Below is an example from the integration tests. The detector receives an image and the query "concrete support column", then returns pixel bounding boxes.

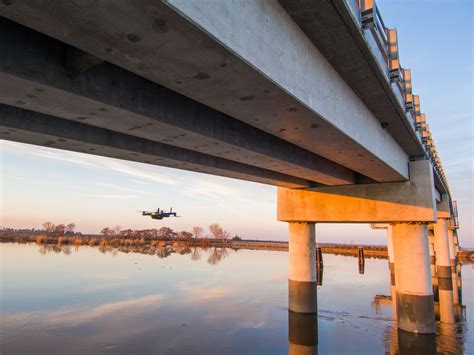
[288,222,317,314]
[434,218,455,324]
[428,234,438,298]
[392,223,435,334]
[386,226,398,320]
[447,228,459,305]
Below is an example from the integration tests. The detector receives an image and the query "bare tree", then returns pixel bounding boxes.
[114,225,121,235]
[66,223,76,233]
[158,227,175,239]
[100,227,112,236]
[192,226,204,239]
[42,221,55,235]
[54,224,66,236]
[209,224,230,240]
[178,231,193,239]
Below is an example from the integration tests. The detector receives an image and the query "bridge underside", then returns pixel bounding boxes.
[0,0,412,187]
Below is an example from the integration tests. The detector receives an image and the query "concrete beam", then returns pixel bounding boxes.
[277,160,437,223]
[0,18,356,186]
[64,47,104,77]
[0,0,409,182]
[279,0,425,158]
[0,104,311,188]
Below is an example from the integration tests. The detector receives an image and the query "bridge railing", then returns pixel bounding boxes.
[346,0,449,193]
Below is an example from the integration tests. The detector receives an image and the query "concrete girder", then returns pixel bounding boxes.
[277,160,437,223]
[0,0,409,182]
[0,18,357,186]
[279,0,425,158]
[0,104,312,188]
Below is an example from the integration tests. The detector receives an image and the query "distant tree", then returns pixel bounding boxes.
[232,235,242,241]
[119,229,134,237]
[100,227,112,236]
[158,227,175,239]
[42,221,55,235]
[192,226,204,239]
[209,224,230,240]
[178,231,193,239]
[66,223,76,233]
[54,224,66,236]
[114,225,121,235]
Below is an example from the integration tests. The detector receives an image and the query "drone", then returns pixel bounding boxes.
[139,207,180,220]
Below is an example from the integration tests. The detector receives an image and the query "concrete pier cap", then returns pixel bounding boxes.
[278,160,437,224]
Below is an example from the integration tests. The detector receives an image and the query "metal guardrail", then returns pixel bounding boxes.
[348,0,450,197]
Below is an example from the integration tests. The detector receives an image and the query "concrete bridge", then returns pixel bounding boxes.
[0,0,461,338]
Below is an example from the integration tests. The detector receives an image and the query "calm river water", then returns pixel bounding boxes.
[1,243,472,354]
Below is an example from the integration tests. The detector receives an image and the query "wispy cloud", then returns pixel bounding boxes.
[1,141,176,185]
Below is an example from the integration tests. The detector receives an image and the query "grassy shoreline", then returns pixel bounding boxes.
[1,233,472,261]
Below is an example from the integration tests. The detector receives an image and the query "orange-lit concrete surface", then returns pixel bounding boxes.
[277,161,436,224]
[433,218,455,324]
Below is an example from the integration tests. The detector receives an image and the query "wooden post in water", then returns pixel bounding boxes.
[316,246,323,285]
[316,247,323,268]
[358,247,365,274]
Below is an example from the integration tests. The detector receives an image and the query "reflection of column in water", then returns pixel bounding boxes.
[288,311,318,355]
[437,322,464,354]
[358,247,365,275]
[397,329,436,355]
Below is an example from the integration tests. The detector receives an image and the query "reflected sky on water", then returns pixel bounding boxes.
[1,243,472,354]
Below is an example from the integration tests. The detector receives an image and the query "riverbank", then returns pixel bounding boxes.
[1,233,472,261]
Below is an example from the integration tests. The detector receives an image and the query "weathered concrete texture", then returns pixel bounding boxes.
[0,0,409,182]
[288,280,317,315]
[288,222,317,314]
[0,18,357,186]
[288,311,318,352]
[0,104,311,188]
[278,160,437,223]
[396,294,435,334]
[392,223,435,334]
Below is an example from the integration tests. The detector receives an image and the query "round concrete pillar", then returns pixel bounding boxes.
[447,228,459,305]
[392,223,435,334]
[434,218,455,324]
[386,226,397,320]
[428,237,438,297]
[288,222,317,314]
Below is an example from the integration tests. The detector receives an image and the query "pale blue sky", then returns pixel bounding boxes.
[1,0,472,246]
